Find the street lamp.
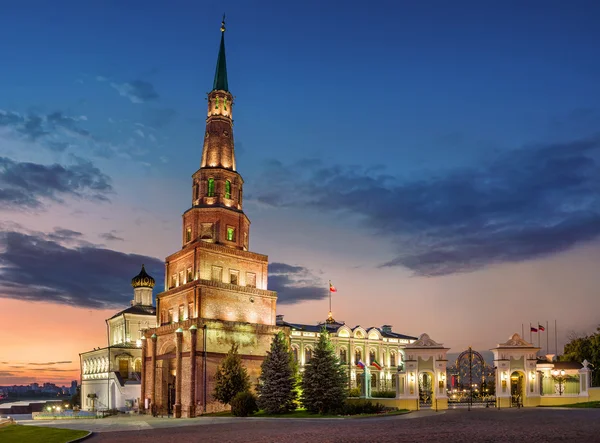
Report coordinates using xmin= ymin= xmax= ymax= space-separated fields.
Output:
xmin=551 ymin=369 xmax=567 ymax=396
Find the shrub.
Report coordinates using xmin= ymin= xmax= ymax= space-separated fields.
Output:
xmin=339 ymin=401 xmax=389 ymax=415
xmin=348 ymin=387 xmax=361 ymax=397
xmin=371 ymin=390 xmax=396 ymax=398
xmin=231 ymin=391 xmax=258 ymax=417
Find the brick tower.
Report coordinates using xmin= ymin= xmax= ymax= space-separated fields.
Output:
xmin=142 ymin=18 xmax=285 ymax=418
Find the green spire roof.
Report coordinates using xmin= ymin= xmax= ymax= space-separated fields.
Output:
xmin=212 ymin=18 xmax=228 ymax=92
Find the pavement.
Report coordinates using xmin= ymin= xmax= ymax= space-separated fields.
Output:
xmin=17 ymin=408 xmax=600 ymax=442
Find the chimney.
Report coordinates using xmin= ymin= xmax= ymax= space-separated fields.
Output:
xmin=276 ymin=314 xmax=284 ymax=325
xmin=381 ymin=325 xmax=392 ymax=333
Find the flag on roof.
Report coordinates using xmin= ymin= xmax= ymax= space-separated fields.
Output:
xmin=329 ymin=281 xmax=337 ymax=292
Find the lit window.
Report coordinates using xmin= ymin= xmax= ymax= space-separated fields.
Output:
xmin=207 ymin=178 xmax=215 ymax=197
xmin=355 ymin=349 xmax=362 ymax=365
xmin=178 ymin=271 xmax=184 ymax=286
xmin=292 ymin=347 xmax=299 ymax=362
xmin=225 ymin=180 xmax=231 ymax=199
xmin=187 ymin=302 xmax=193 ymax=319
xmin=390 ymin=352 xmax=396 ymax=367
xmin=187 ymin=268 xmax=193 ymax=283
xmin=186 ymin=227 xmax=192 ymax=242
xmin=168 ymin=309 xmax=173 ymax=323
xmin=178 ymin=305 xmax=184 ymax=322
xmin=340 ymin=348 xmax=347 ymax=364
xmin=227 ymin=227 xmax=235 ymax=242
xmin=369 ymin=349 xmax=376 ymax=365
xmin=171 ymin=275 xmax=177 ymax=289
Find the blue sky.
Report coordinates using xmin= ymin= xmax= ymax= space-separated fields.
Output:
xmin=1 ymin=1 xmax=600 ymax=378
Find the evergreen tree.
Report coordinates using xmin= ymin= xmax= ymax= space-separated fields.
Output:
xmin=300 ymin=328 xmax=347 ymax=414
xmin=213 ymin=343 xmax=250 ymax=405
xmin=257 ymin=332 xmax=298 ymax=414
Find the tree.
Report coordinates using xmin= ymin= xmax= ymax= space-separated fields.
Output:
xmin=562 ymin=326 xmax=600 ymax=387
xmin=213 ymin=343 xmax=250 ymax=405
xmin=300 ymin=328 xmax=347 ymax=414
xmin=257 ymin=332 xmax=297 ymax=414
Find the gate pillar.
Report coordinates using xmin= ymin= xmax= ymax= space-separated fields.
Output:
xmin=397 ymin=333 xmax=449 ymax=410
xmin=491 ymin=333 xmax=541 ymax=408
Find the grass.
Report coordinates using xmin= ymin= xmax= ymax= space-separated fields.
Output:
xmin=202 ymin=407 xmax=410 ymax=419
xmin=0 ymin=424 xmax=89 ymax=443
xmin=542 ymin=401 xmax=600 ymax=408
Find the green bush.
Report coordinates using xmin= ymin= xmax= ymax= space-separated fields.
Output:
xmin=231 ymin=391 xmax=258 ymax=417
xmin=371 ymin=390 xmax=395 ymax=398
xmin=348 ymin=387 xmax=361 ymax=397
xmin=339 ymin=400 xmax=389 ymax=415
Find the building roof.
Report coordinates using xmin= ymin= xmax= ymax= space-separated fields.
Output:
xmin=277 ymin=318 xmax=417 ymax=341
xmin=212 ymin=18 xmax=228 ymax=92
xmin=108 ymin=304 xmax=156 ymax=320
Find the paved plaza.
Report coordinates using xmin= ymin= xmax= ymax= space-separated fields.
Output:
xmin=18 ymin=408 xmax=600 ymax=442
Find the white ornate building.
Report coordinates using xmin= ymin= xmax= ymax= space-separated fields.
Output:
xmin=276 ymin=315 xmax=417 ymax=392
xmin=79 ymin=266 xmax=157 ymax=411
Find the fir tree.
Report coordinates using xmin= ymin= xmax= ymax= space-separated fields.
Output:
xmin=300 ymin=328 xmax=347 ymax=414
xmin=213 ymin=343 xmax=250 ymax=405
xmin=256 ymin=332 xmax=298 ymax=414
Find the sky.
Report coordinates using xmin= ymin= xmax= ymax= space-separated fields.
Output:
xmin=1 ymin=0 xmax=600 ymax=385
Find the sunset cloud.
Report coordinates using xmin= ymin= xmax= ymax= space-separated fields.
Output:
xmin=254 ymin=136 xmax=600 ymax=276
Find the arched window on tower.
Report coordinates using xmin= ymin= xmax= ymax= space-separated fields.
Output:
xmin=225 ymin=180 xmax=231 ymax=199
xmin=207 ymin=178 xmax=215 ymax=197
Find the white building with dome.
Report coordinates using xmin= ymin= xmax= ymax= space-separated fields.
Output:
xmin=79 ymin=265 xmax=157 ymax=412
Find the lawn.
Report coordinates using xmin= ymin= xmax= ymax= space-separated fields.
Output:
xmin=0 ymin=424 xmax=90 ymax=443
xmin=545 ymin=401 xmax=600 ymax=408
xmin=202 ymin=408 xmax=410 ymax=419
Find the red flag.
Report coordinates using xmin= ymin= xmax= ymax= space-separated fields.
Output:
xmin=538 ymin=325 xmax=545 ymax=331
xmin=329 ymin=281 xmax=337 ymax=292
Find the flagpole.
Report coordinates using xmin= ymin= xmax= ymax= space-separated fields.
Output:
xmin=328 ymin=280 xmax=331 ymax=315
xmin=529 ymin=323 xmax=532 ymax=343
xmin=537 ymin=320 xmax=540 ymax=348
xmin=555 ymin=319 xmax=558 ymax=356
xmin=522 ymin=323 xmax=524 ymax=338
xmin=546 ymin=320 xmax=549 ymax=356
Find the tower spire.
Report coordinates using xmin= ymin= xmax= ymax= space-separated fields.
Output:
xmin=212 ymin=15 xmax=228 ymax=92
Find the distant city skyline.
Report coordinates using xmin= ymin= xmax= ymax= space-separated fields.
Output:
xmin=2 ymin=1 xmax=600 ymax=385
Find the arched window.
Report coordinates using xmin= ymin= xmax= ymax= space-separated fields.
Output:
xmin=225 ymin=180 xmax=231 ymax=199
xmin=355 ymin=348 xmax=362 ymax=365
xmin=390 ymin=352 xmax=396 ymax=367
xmin=371 ymin=372 xmax=377 ymax=388
xmin=291 ymin=346 xmax=299 ymax=363
xmin=305 ymin=347 xmax=313 ymax=364
xmin=369 ymin=349 xmax=376 ymax=365
xmin=207 ymin=178 xmax=215 ymax=197
xmin=339 ymin=348 xmax=347 ymax=364
xmin=193 ymin=183 xmax=199 ymax=200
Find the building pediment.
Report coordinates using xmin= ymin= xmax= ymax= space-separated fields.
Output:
xmin=406 ymin=333 xmax=445 ymax=348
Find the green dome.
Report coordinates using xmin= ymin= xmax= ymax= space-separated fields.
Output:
xmin=131 ymin=264 xmax=155 ymax=289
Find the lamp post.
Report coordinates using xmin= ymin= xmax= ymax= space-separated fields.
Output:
xmin=552 ymin=369 xmax=567 ymax=396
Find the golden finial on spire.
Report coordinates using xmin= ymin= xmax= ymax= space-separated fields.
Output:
xmin=221 ymin=14 xmax=226 ymax=32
